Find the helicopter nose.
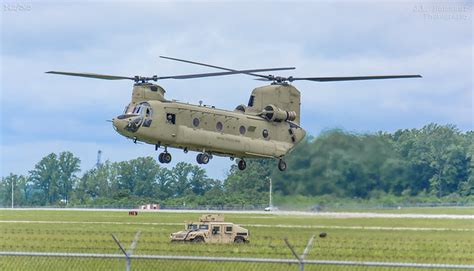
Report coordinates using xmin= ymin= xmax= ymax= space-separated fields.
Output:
xmin=112 ymin=116 xmax=127 ymax=134
xmin=112 ymin=117 xmax=119 ymax=130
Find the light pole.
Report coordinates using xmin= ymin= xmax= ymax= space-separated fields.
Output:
xmin=269 ymin=177 xmax=272 ymax=208
xmin=11 ymin=179 xmax=14 ymax=208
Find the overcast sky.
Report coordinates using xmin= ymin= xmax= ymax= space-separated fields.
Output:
xmin=1 ymin=0 xmax=472 ymax=179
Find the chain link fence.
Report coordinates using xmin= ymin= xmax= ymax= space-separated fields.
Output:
xmin=2 ymin=252 xmax=474 ymax=271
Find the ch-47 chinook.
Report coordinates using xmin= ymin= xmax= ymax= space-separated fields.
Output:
xmin=46 ymin=56 xmax=421 ymax=171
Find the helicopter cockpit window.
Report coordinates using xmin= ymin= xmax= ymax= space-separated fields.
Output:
xmin=131 ymin=102 xmax=153 ymax=117
xmin=248 ymin=95 xmax=255 ymax=107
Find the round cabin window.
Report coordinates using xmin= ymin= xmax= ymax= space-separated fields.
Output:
xmin=216 ymin=121 xmax=223 ymax=131
xmin=239 ymin=126 xmax=246 ymax=135
xmin=193 ymin=118 xmax=200 ymax=127
xmin=262 ymin=129 xmax=269 ymax=138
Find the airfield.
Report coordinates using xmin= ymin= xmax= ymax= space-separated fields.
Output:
xmin=1 ymin=208 xmax=473 ymax=270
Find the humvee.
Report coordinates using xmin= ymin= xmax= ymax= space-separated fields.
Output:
xmin=170 ymin=214 xmax=249 ymax=243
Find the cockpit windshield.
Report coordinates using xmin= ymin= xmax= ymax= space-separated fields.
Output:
xmin=124 ymin=102 xmax=152 ymax=118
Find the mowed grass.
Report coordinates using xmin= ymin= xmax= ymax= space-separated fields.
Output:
xmin=1 ymin=209 xmax=473 ymax=271
xmin=326 ymin=206 xmax=474 ymax=215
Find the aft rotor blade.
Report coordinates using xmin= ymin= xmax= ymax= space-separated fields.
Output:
xmin=160 ymin=56 xmax=292 ymax=79
xmin=45 ymin=71 xmax=135 ymax=80
xmin=292 ymin=75 xmax=422 ymax=82
xmin=157 ymin=68 xmax=295 ymax=80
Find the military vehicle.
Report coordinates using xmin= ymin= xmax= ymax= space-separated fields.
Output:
xmin=170 ymin=214 xmax=249 ymax=243
xmin=47 ymin=56 xmax=421 ymax=171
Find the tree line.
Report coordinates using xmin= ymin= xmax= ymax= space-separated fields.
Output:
xmin=1 ymin=123 xmax=472 ymax=207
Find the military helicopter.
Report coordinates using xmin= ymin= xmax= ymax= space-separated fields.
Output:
xmin=47 ymin=56 xmax=421 ymax=171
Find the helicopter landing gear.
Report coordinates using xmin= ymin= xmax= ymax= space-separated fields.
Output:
xmin=238 ymin=159 xmax=246 ymax=170
xmin=158 ymin=147 xmax=172 ymax=164
xmin=278 ymin=159 xmax=287 ymax=171
xmin=196 ymin=153 xmax=210 ymax=164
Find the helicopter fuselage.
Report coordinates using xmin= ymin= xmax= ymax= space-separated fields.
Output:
xmin=112 ymin=83 xmax=306 ymax=162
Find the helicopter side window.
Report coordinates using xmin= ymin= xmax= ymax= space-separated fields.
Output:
xmin=193 ymin=118 xmax=200 ymax=127
xmin=216 ymin=121 xmax=223 ymax=132
xmin=166 ymin=113 xmax=176 ymax=124
xmin=248 ymin=95 xmax=255 ymax=107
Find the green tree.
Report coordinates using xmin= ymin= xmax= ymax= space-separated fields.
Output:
xmin=58 ymin=151 xmax=81 ymax=204
xmin=29 ymin=153 xmax=60 ymax=205
xmin=224 ymin=159 xmax=272 ymax=205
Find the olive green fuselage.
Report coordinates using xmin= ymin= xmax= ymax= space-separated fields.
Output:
xmin=112 ymin=83 xmax=306 ymax=159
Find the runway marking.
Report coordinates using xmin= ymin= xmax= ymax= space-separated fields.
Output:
xmin=0 ymin=220 xmax=472 ymax=232
xmin=1 ymin=208 xmax=473 ymax=219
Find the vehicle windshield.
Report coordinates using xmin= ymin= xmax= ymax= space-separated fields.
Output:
xmin=187 ymin=224 xmax=198 ymax=230
xmin=187 ymin=224 xmax=209 ymax=230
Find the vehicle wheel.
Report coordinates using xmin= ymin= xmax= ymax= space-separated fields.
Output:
xmin=158 ymin=153 xmax=165 ymax=163
xmin=192 ymin=236 xmax=204 ymax=243
xmin=238 ymin=159 xmax=246 ymax=170
xmin=278 ymin=159 xmax=287 ymax=171
xmin=196 ymin=153 xmax=202 ymax=164
xmin=163 ymin=153 xmax=172 ymax=164
xmin=200 ymin=153 xmax=210 ymax=164
xmin=234 ymin=237 xmax=245 ymax=244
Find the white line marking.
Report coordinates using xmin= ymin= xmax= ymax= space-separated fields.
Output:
xmin=1 ymin=208 xmax=473 ymax=219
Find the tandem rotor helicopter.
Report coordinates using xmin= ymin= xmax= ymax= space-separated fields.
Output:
xmin=47 ymin=56 xmax=421 ymax=171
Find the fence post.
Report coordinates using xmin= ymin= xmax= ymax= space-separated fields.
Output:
xmin=112 ymin=231 xmax=141 ymax=271
xmin=284 ymin=235 xmax=316 ymax=271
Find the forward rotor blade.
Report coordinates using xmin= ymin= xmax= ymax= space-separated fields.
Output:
xmin=46 ymin=71 xmax=135 ymax=80
xmin=160 ymin=56 xmax=292 ymax=79
xmin=292 ymin=75 xmax=422 ymax=82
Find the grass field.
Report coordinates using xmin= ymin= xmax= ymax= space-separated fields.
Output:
xmin=1 ymin=208 xmax=473 ymax=270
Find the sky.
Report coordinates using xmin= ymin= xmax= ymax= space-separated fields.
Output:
xmin=1 ymin=0 xmax=472 ymax=179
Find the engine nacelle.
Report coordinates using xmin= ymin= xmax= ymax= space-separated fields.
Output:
xmin=263 ymin=104 xmax=297 ymax=122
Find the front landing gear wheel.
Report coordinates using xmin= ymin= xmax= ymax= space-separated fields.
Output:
xmin=159 ymin=152 xmax=172 ymax=164
xmin=196 ymin=153 xmax=210 ymax=164
xmin=238 ymin=159 xmax=246 ymax=170
xmin=278 ymin=159 xmax=287 ymax=171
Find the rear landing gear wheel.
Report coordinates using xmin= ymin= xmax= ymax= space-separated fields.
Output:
xmin=278 ymin=159 xmax=287 ymax=171
xmin=196 ymin=153 xmax=210 ymax=164
xmin=238 ymin=159 xmax=246 ymax=170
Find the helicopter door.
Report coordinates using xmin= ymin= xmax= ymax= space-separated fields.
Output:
xmin=164 ymin=108 xmax=179 ymax=137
